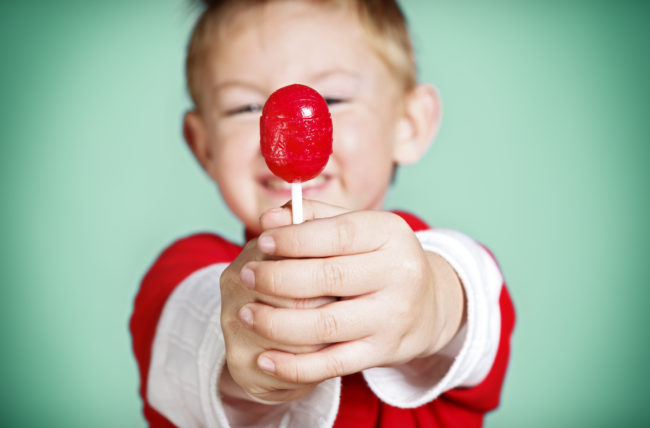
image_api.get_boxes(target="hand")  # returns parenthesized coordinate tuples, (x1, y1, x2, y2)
(237, 200, 465, 385)
(219, 233, 334, 403)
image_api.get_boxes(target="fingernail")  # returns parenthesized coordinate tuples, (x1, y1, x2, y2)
(239, 307, 253, 327)
(240, 268, 255, 288)
(258, 235, 276, 253)
(258, 356, 276, 373)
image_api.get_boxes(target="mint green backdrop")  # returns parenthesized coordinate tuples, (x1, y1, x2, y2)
(1, 1, 648, 426)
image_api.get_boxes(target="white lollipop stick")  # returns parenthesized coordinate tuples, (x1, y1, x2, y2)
(291, 182, 303, 224)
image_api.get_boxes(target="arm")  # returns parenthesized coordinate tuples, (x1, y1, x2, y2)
(132, 210, 514, 427)
(131, 234, 343, 427)
(129, 233, 241, 427)
(362, 228, 506, 408)
(238, 203, 514, 424)
(146, 262, 342, 427)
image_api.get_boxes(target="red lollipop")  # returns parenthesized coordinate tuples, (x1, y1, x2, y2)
(260, 84, 333, 223)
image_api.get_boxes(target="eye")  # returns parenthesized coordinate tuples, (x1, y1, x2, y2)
(323, 97, 345, 106)
(224, 104, 263, 116)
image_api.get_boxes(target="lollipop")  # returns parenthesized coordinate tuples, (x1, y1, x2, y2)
(260, 84, 333, 224)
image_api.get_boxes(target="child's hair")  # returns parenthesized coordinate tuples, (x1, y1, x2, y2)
(186, 0, 417, 108)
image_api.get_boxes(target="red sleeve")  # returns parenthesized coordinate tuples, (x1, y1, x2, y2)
(129, 233, 242, 427)
(333, 212, 516, 428)
(131, 214, 515, 427)
(420, 286, 515, 426)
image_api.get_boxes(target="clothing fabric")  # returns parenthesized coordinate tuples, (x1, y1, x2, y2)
(130, 212, 515, 427)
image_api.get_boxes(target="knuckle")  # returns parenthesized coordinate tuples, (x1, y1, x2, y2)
(287, 230, 303, 255)
(257, 262, 283, 296)
(321, 261, 345, 294)
(266, 266, 280, 295)
(335, 218, 355, 252)
(325, 355, 346, 378)
(394, 298, 411, 324)
(260, 311, 278, 339)
(220, 268, 235, 291)
(293, 365, 306, 384)
(221, 313, 240, 335)
(253, 311, 277, 339)
(220, 305, 242, 336)
(317, 310, 339, 342)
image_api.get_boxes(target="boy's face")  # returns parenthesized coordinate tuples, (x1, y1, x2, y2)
(186, 2, 433, 232)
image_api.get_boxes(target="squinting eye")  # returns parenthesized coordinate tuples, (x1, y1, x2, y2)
(324, 97, 345, 106)
(224, 104, 263, 116)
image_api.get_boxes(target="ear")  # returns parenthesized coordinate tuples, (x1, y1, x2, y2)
(183, 110, 212, 172)
(392, 83, 442, 165)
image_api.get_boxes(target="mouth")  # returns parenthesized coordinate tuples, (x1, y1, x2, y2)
(260, 174, 332, 196)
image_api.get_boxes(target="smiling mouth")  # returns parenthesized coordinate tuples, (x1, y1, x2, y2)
(261, 174, 331, 193)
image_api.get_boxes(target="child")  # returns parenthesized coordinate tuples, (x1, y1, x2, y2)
(130, 0, 515, 426)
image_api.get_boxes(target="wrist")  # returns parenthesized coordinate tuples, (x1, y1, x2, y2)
(422, 251, 466, 357)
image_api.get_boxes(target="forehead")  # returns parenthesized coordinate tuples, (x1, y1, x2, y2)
(204, 2, 389, 89)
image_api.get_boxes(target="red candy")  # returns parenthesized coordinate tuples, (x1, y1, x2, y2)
(260, 84, 333, 183)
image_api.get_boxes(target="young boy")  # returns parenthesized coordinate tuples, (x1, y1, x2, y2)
(130, 0, 515, 426)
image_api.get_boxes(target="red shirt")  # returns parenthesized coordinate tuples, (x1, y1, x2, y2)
(130, 212, 515, 427)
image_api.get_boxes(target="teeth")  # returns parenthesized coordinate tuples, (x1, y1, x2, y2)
(266, 179, 291, 190)
(304, 175, 327, 188)
(264, 175, 327, 190)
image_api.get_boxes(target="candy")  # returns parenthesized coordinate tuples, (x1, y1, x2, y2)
(260, 84, 333, 183)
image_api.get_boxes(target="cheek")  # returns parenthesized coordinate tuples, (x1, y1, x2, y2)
(207, 120, 265, 230)
(331, 111, 396, 208)
(332, 111, 396, 172)
(210, 121, 261, 177)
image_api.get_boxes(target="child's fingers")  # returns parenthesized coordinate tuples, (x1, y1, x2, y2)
(226, 351, 320, 401)
(259, 199, 350, 231)
(252, 287, 336, 309)
(241, 252, 390, 298)
(257, 340, 378, 384)
(259, 207, 292, 231)
(258, 210, 408, 258)
(299, 199, 350, 221)
(240, 300, 377, 346)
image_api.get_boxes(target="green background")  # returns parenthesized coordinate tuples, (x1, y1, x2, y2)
(1, 0, 648, 426)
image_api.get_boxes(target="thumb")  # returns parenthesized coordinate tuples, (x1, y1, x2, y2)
(260, 199, 350, 230)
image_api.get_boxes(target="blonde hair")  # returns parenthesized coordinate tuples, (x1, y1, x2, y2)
(186, 0, 417, 107)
